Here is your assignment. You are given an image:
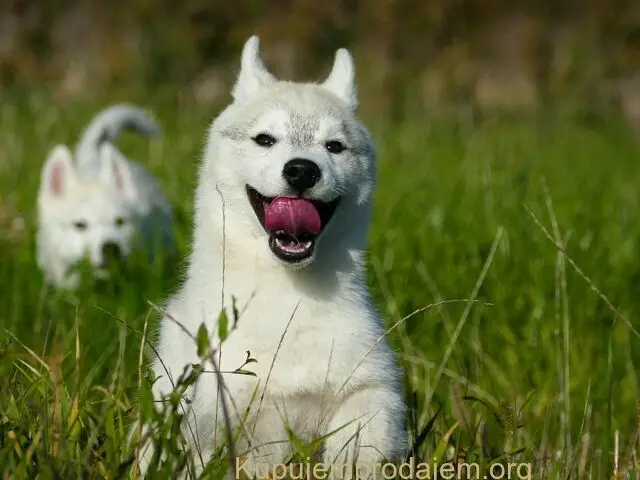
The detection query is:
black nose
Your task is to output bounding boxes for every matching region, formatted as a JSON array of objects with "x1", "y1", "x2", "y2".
[
  {"x1": 282, "y1": 158, "x2": 321, "y2": 193},
  {"x1": 101, "y1": 242, "x2": 122, "y2": 266}
]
